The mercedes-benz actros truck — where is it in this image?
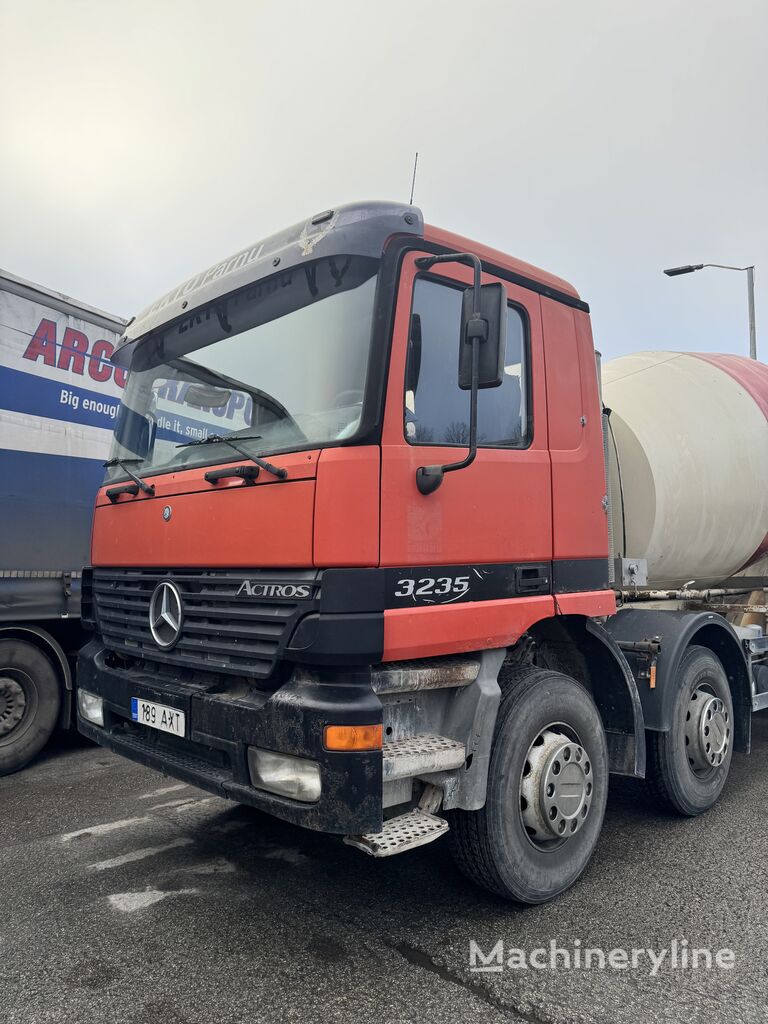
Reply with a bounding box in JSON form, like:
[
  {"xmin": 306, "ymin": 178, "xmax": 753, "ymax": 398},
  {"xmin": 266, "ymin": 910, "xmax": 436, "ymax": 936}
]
[{"xmin": 75, "ymin": 202, "xmax": 768, "ymax": 903}]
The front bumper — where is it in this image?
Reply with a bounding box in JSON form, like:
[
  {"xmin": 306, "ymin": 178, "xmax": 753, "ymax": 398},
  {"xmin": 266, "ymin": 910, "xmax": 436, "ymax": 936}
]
[{"xmin": 77, "ymin": 640, "xmax": 383, "ymax": 834}]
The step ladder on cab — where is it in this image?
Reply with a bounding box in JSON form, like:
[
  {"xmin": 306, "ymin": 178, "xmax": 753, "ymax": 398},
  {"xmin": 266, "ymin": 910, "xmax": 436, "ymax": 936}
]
[{"xmin": 343, "ymin": 652, "xmax": 503, "ymax": 857}]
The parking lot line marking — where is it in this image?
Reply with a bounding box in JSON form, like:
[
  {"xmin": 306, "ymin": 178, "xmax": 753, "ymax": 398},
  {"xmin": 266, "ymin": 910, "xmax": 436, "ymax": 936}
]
[
  {"xmin": 108, "ymin": 888, "xmax": 198, "ymax": 913},
  {"xmin": 181, "ymin": 857, "xmax": 237, "ymax": 875},
  {"xmin": 149, "ymin": 798, "xmax": 201, "ymax": 810},
  {"xmin": 89, "ymin": 837, "xmax": 194, "ymax": 871},
  {"xmin": 60, "ymin": 817, "xmax": 151, "ymax": 842},
  {"xmin": 173, "ymin": 797, "xmax": 222, "ymax": 812},
  {"xmin": 139, "ymin": 784, "xmax": 190, "ymax": 799}
]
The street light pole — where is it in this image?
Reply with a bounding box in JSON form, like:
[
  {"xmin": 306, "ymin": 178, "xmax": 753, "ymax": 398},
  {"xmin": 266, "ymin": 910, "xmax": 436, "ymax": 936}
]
[
  {"xmin": 663, "ymin": 262, "xmax": 757, "ymax": 360},
  {"xmin": 747, "ymin": 265, "xmax": 757, "ymax": 361}
]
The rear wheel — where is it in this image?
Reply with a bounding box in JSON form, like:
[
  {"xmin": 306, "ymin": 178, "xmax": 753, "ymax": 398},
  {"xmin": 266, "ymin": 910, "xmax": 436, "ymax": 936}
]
[
  {"xmin": 449, "ymin": 665, "xmax": 608, "ymax": 904},
  {"xmin": 0, "ymin": 640, "xmax": 61, "ymax": 775},
  {"xmin": 645, "ymin": 645, "xmax": 733, "ymax": 816}
]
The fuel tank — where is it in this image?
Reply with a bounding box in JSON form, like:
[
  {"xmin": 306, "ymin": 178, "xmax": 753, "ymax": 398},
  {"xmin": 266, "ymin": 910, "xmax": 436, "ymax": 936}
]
[{"xmin": 602, "ymin": 351, "xmax": 768, "ymax": 588}]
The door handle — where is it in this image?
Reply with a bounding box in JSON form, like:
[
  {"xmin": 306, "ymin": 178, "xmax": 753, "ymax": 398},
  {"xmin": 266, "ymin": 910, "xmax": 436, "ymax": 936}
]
[{"xmin": 515, "ymin": 565, "xmax": 551, "ymax": 594}]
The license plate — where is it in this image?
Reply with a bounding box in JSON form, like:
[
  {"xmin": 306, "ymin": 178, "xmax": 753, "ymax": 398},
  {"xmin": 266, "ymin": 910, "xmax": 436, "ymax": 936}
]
[{"xmin": 131, "ymin": 697, "xmax": 186, "ymax": 737}]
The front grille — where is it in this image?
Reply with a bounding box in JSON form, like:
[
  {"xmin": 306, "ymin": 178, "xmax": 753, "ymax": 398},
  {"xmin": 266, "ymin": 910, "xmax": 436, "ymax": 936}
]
[{"xmin": 92, "ymin": 568, "xmax": 319, "ymax": 679}]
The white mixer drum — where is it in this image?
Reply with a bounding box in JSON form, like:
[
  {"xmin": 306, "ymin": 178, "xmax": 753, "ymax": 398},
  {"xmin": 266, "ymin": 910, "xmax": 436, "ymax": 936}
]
[{"xmin": 602, "ymin": 351, "xmax": 768, "ymax": 588}]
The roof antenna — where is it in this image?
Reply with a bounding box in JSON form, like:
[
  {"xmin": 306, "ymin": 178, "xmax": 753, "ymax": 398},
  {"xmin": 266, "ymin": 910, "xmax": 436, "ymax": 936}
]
[{"xmin": 409, "ymin": 151, "xmax": 419, "ymax": 206}]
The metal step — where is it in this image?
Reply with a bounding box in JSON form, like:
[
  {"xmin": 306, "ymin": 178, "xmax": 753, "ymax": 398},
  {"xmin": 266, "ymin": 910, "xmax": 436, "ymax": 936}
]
[
  {"xmin": 383, "ymin": 733, "xmax": 466, "ymax": 780},
  {"xmin": 344, "ymin": 808, "xmax": 449, "ymax": 857},
  {"xmin": 371, "ymin": 657, "xmax": 480, "ymax": 695}
]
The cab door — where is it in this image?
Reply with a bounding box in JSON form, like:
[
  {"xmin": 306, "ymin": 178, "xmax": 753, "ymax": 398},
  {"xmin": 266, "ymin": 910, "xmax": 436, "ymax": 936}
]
[{"xmin": 379, "ymin": 251, "xmax": 552, "ymax": 573}]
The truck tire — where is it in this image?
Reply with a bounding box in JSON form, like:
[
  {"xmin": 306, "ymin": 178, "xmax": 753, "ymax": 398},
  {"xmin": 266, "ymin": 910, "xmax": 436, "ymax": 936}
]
[
  {"xmin": 0, "ymin": 640, "xmax": 61, "ymax": 776},
  {"xmin": 644, "ymin": 645, "xmax": 733, "ymax": 816},
  {"xmin": 449, "ymin": 665, "xmax": 608, "ymax": 904}
]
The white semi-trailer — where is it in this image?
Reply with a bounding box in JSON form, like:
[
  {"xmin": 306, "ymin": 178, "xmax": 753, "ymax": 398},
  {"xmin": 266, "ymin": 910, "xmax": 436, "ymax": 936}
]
[{"xmin": 0, "ymin": 270, "xmax": 126, "ymax": 773}]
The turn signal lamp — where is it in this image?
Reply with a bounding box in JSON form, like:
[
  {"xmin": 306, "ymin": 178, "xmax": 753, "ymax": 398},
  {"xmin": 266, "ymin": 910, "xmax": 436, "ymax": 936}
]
[{"xmin": 324, "ymin": 724, "xmax": 383, "ymax": 751}]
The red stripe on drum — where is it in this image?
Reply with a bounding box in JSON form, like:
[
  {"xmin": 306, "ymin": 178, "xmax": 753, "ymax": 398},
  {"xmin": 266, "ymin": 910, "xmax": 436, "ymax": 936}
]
[{"xmin": 692, "ymin": 352, "xmax": 768, "ymax": 421}]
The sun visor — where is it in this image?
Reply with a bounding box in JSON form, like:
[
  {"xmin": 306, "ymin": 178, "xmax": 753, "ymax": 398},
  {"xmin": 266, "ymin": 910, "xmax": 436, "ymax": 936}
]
[{"xmin": 111, "ymin": 201, "xmax": 424, "ymax": 368}]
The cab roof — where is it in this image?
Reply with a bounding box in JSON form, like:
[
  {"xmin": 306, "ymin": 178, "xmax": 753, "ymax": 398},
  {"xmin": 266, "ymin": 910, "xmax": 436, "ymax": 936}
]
[
  {"xmin": 424, "ymin": 223, "xmax": 583, "ymax": 304},
  {"xmin": 114, "ymin": 200, "xmax": 587, "ymax": 366}
]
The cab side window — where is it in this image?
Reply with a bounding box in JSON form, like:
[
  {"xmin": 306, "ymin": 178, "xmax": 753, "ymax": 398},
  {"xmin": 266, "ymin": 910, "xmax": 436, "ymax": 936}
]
[{"xmin": 405, "ymin": 277, "xmax": 529, "ymax": 447}]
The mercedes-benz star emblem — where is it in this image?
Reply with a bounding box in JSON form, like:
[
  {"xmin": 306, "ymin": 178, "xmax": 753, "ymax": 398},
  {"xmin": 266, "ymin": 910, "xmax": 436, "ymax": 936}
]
[
  {"xmin": 162, "ymin": 505, "xmax": 172, "ymax": 522},
  {"xmin": 148, "ymin": 581, "xmax": 183, "ymax": 649}
]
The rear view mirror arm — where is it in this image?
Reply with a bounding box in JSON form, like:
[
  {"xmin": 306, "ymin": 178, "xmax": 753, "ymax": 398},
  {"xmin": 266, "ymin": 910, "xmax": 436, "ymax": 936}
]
[{"xmin": 413, "ymin": 252, "xmax": 485, "ymax": 496}]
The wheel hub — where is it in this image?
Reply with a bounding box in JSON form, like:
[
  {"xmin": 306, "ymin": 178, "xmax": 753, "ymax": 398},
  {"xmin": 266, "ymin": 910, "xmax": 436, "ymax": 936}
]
[
  {"xmin": 520, "ymin": 728, "xmax": 593, "ymax": 846},
  {"xmin": 0, "ymin": 676, "xmax": 26, "ymax": 737},
  {"xmin": 686, "ymin": 688, "xmax": 730, "ymax": 773}
]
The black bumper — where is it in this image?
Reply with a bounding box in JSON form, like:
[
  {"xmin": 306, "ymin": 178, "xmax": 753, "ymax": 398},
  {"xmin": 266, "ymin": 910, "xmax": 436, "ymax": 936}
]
[{"xmin": 76, "ymin": 640, "xmax": 383, "ymax": 834}]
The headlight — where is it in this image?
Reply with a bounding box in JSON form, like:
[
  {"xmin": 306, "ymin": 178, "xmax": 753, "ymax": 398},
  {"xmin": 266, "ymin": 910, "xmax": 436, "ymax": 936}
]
[
  {"xmin": 77, "ymin": 689, "xmax": 104, "ymax": 726},
  {"xmin": 247, "ymin": 747, "xmax": 321, "ymax": 803}
]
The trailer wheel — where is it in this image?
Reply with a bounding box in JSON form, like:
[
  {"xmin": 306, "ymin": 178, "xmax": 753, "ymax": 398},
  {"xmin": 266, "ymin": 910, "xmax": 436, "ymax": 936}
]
[
  {"xmin": 645, "ymin": 645, "xmax": 733, "ymax": 816},
  {"xmin": 449, "ymin": 665, "xmax": 608, "ymax": 904},
  {"xmin": 0, "ymin": 640, "xmax": 61, "ymax": 776}
]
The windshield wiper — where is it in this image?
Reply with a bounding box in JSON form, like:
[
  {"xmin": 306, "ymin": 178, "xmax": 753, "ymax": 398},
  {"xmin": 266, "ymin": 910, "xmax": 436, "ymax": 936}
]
[
  {"xmin": 176, "ymin": 434, "xmax": 288, "ymax": 481},
  {"xmin": 102, "ymin": 457, "xmax": 155, "ymax": 496}
]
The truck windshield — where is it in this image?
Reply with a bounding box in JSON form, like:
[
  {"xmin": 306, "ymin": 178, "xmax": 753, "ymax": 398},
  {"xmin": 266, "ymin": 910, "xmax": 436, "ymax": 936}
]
[{"xmin": 104, "ymin": 255, "xmax": 379, "ymax": 482}]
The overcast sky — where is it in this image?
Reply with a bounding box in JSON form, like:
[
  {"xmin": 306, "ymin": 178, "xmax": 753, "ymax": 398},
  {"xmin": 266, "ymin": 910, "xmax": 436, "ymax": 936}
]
[{"xmin": 1, "ymin": 0, "xmax": 765, "ymax": 359}]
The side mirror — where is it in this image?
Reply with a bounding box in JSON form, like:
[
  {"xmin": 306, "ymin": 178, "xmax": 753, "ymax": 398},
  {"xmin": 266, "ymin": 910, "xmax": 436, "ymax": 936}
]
[
  {"xmin": 406, "ymin": 313, "xmax": 422, "ymax": 394},
  {"xmin": 414, "ymin": 251, "xmax": 507, "ymax": 495},
  {"xmin": 459, "ymin": 282, "xmax": 506, "ymax": 390}
]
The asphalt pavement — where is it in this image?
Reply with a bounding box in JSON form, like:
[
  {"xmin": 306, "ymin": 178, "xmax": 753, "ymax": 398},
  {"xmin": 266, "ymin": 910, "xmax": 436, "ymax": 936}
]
[{"xmin": 3, "ymin": 717, "xmax": 768, "ymax": 1024}]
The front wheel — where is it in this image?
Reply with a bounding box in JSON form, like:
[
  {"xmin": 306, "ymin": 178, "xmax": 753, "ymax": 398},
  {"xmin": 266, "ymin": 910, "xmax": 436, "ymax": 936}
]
[
  {"xmin": 644, "ymin": 645, "xmax": 733, "ymax": 816},
  {"xmin": 449, "ymin": 665, "xmax": 608, "ymax": 904}
]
